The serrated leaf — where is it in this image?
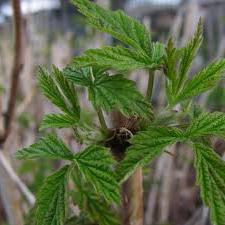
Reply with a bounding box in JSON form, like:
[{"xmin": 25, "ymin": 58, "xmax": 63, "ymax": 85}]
[
  {"xmin": 117, "ymin": 126, "xmax": 183, "ymax": 182},
  {"xmin": 71, "ymin": 0, "xmax": 151, "ymax": 55},
  {"xmin": 65, "ymin": 215, "xmax": 90, "ymax": 225},
  {"xmin": 89, "ymin": 73, "xmax": 152, "ymax": 118},
  {"xmin": 173, "ymin": 59, "xmax": 225, "ymax": 104},
  {"xmin": 74, "ymin": 46, "xmax": 153, "ymax": 72},
  {"xmin": 64, "ymin": 67, "xmax": 152, "ymax": 118},
  {"xmin": 176, "ymin": 19, "xmax": 203, "ymax": 90},
  {"xmin": 164, "ymin": 38, "xmax": 183, "ymax": 102},
  {"xmin": 16, "ymin": 135, "xmax": 74, "ymax": 160},
  {"xmin": 38, "ymin": 67, "xmax": 70, "ymax": 114},
  {"xmin": 73, "ymin": 189, "xmax": 119, "ymax": 225},
  {"xmin": 35, "ymin": 165, "xmax": 69, "ymax": 225},
  {"xmin": 73, "ymin": 145, "xmax": 120, "ymax": 203},
  {"xmin": 194, "ymin": 143, "xmax": 225, "ymax": 225},
  {"xmin": 72, "ymin": 171, "xmax": 119, "ymax": 225},
  {"xmin": 84, "ymin": 194, "xmax": 119, "ymax": 225},
  {"xmin": 75, "ymin": 43, "xmax": 164, "ymax": 72},
  {"xmin": 40, "ymin": 113, "xmax": 79, "ymax": 130},
  {"xmin": 71, "ymin": 0, "xmax": 165, "ymax": 71},
  {"xmin": 164, "ymin": 38, "xmax": 179, "ymax": 80},
  {"xmin": 38, "ymin": 67, "xmax": 80, "ymax": 119},
  {"xmin": 186, "ymin": 112, "xmax": 225, "ymax": 138},
  {"xmin": 52, "ymin": 66, "xmax": 80, "ymax": 118}
]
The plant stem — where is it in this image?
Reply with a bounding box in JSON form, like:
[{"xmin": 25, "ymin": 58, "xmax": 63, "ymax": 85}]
[
  {"xmin": 96, "ymin": 108, "xmax": 107, "ymax": 130},
  {"xmin": 122, "ymin": 168, "xmax": 143, "ymax": 225},
  {"xmin": 146, "ymin": 70, "xmax": 155, "ymax": 101},
  {"xmin": 121, "ymin": 70, "xmax": 155, "ymax": 225}
]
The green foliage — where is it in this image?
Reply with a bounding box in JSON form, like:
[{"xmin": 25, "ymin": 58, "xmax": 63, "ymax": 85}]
[
  {"xmin": 16, "ymin": 135, "xmax": 74, "ymax": 160},
  {"xmin": 16, "ymin": 1, "xmax": 225, "ymax": 225},
  {"xmin": 40, "ymin": 113, "xmax": 79, "ymax": 130},
  {"xmin": 72, "ymin": 0, "xmax": 164, "ymax": 71},
  {"xmin": 185, "ymin": 112, "xmax": 225, "ymax": 138},
  {"xmin": 173, "ymin": 59, "xmax": 225, "ymax": 104},
  {"xmin": 38, "ymin": 67, "xmax": 80, "ymax": 119},
  {"xmin": 176, "ymin": 19, "xmax": 203, "ymax": 90},
  {"xmin": 65, "ymin": 215, "xmax": 90, "ymax": 225},
  {"xmin": 207, "ymin": 85, "xmax": 225, "ymax": 111},
  {"xmin": 194, "ymin": 143, "xmax": 225, "ymax": 225},
  {"xmin": 35, "ymin": 165, "xmax": 69, "ymax": 225},
  {"xmin": 64, "ymin": 66, "xmax": 152, "ymax": 118},
  {"xmin": 165, "ymin": 20, "xmax": 225, "ymax": 106},
  {"xmin": 71, "ymin": 0, "xmax": 151, "ymax": 54},
  {"xmin": 117, "ymin": 126, "xmax": 184, "ymax": 182},
  {"xmin": 73, "ymin": 145, "xmax": 120, "ymax": 203},
  {"xmin": 72, "ymin": 172, "xmax": 119, "ymax": 225},
  {"xmin": 75, "ymin": 43, "xmax": 165, "ymax": 72}
]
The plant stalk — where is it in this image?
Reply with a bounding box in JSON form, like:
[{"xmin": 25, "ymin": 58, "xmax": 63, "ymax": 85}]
[
  {"xmin": 121, "ymin": 70, "xmax": 155, "ymax": 225},
  {"xmin": 122, "ymin": 167, "xmax": 143, "ymax": 225},
  {"xmin": 96, "ymin": 108, "xmax": 107, "ymax": 130},
  {"xmin": 146, "ymin": 70, "xmax": 155, "ymax": 101}
]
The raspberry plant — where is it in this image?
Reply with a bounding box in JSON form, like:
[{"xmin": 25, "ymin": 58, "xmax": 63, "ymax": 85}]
[{"xmin": 17, "ymin": 1, "xmax": 225, "ymax": 225}]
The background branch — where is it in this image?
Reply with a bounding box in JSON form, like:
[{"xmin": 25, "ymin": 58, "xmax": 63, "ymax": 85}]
[{"xmin": 0, "ymin": 0, "xmax": 24, "ymax": 143}]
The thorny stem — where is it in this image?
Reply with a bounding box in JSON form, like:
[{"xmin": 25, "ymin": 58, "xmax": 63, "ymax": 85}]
[
  {"xmin": 96, "ymin": 108, "xmax": 107, "ymax": 130},
  {"xmin": 146, "ymin": 70, "xmax": 155, "ymax": 101}
]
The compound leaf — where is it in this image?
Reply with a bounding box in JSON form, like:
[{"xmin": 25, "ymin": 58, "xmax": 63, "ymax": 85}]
[
  {"xmin": 73, "ymin": 145, "xmax": 120, "ymax": 203},
  {"xmin": 64, "ymin": 67, "xmax": 152, "ymax": 118},
  {"xmin": 16, "ymin": 135, "xmax": 74, "ymax": 160},
  {"xmin": 194, "ymin": 143, "xmax": 225, "ymax": 225},
  {"xmin": 117, "ymin": 126, "xmax": 183, "ymax": 182},
  {"xmin": 89, "ymin": 73, "xmax": 152, "ymax": 118}
]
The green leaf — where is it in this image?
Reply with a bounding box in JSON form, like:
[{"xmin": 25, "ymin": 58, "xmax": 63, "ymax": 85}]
[
  {"xmin": 173, "ymin": 59, "xmax": 225, "ymax": 104},
  {"xmin": 194, "ymin": 143, "xmax": 225, "ymax": 225},
  {"xmin": 73, "ymin": 145, "xmax": 120, "ymax": 203},
  {"xmin": 186, "ymin": 112, "xmax": 225, "ymax": 138},
  {"xmin": 38, "ymin": 67, "xmax": 80, "ymax": 118},
  {"xmin": 64, "ymin": 67, "xmax": 152, "ymax": 118},
  {"xmin": 52, "ymin": 66, "xmax": 80, "ymax": 118},
  {"xmin": 164, "ymin": 38, "xmax": 183, "ymax": 103},
  {"xmin": 71, "ymin": 0, "xmax": 151, "ymax": 55},
  {"xmin": 164, "ymin": 38, "xmax": 180, "ymax": 80},
  {"xmin": 38, "ymin": 67, "xmax": 69, "ymax": 114},
  {"xmin": 16, "ymin": 135, "xmax": 74, "ymax": 160},
  {"xmin": 40, "ymin": 113, "xmax": 79, "ymax": 130},
  {"xmin": 72, "ymin": 171, "xmax": 119, "ymax": 225},
  {"xmin": 83, "ymin": 194, "xmax": 119, "ymax": 225},
  {"xmin": 65, "ymin": 215, "xmax": 90, "ymax": 225},
  {"xmin": 63, "ymin": 67, "xmax": 93, "ymax": 86},
  {"xmin": 75, "ymin": 46, "xmax": 152, "ymax": 72},
  {"xmin": 176, "ymin": 19, "xmax": 203, "ymax": 90},
  {"xmin": 35, "ymin": 165, "xmax": 69, "ymax": 225},
  {"xmin": 117, "ymin": 126, "xmax": 183, "ymax": 182},
  {"xmin": 89, "ymin": 73, "xmax": 152, "ymax": 118},
  {"xmin": 75, "ymin": 43, "xmax": 164, "ymax": 72}
]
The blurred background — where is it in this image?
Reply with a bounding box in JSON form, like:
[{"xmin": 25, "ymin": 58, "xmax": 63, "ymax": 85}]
[{"xmin": 1, "ymin": 0, "xmax": 225, "ymax": 225}]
